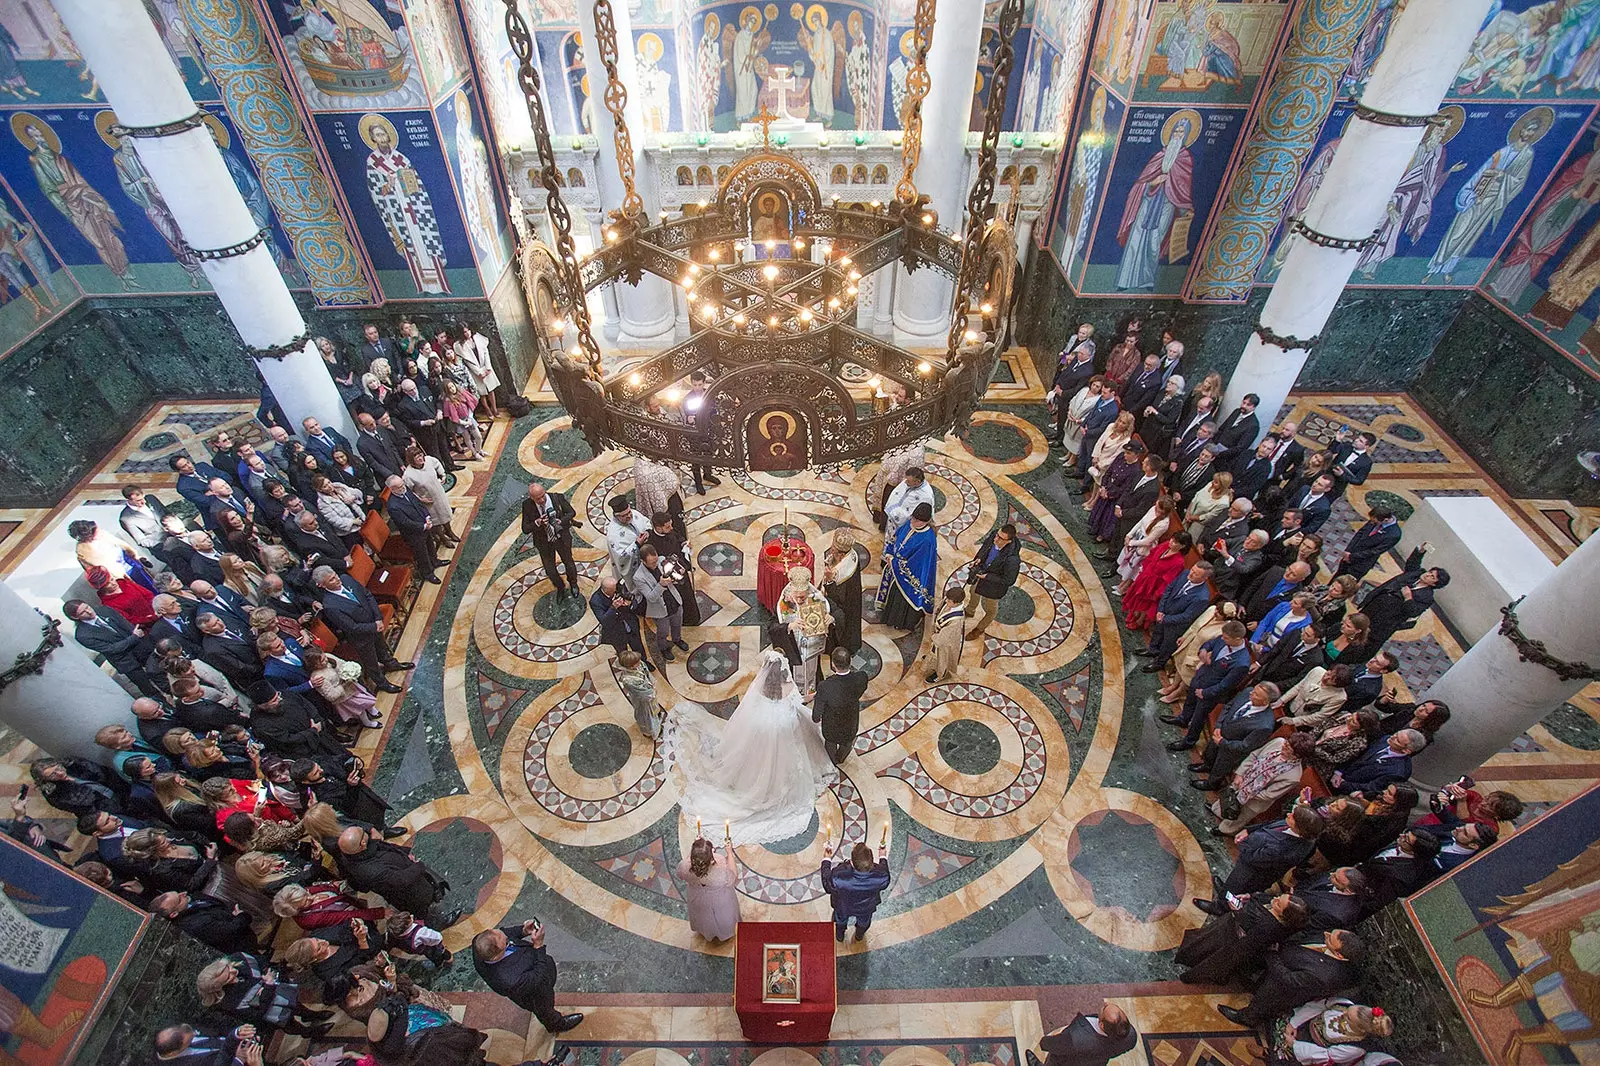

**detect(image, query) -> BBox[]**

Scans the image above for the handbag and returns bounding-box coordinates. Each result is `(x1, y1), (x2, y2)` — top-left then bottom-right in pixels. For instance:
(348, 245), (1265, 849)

(1219, 788), (1242, 821)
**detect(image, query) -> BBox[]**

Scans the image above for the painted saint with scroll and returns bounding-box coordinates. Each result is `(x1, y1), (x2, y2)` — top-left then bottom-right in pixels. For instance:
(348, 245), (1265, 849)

(1115, 109), (1197, 292)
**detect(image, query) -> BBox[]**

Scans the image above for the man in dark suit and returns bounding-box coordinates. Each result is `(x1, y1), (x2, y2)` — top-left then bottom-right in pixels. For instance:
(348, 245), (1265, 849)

(196, 613), (264, 687)
(1118, 352), (1165, 422)
(1341, 651), (1398, 712)
(812, 648), (868, 764)
(1360, 544), (1449, 648)
(590, 576), (647, 661)
(1357, 830), (1441, 917)
(521, 483), (581, 597)
(202, 479), (253, 534)
(1435, 821), (1497, 871)
(255, 631), (318, 698)
(1137, 561), (1214, 672)
(1026, 1001), (1138, 1066)
(1170, 399), (1217, 461)
(1200, 498), (1252, 558)
(1283, 474), (1335, 534)
(313, 565), (412, 693)
(1213, 393), (1261, 467)
(1220, 930), (1366, 1027)
(360, 323), (397, 369)
(1330, 729), (1425, 797)
(472, 920), (584, 1034)
(1199, 805), (1324, 910)
(967, 523), (1024, 636)
(1046, 348), (1096, 445)
(1261, 509), (1307, 567)
(288, 512), (351, 573)
(1190, 681), (1279, 787)
(1264, 421), (1305, 486)
(299, 416), (352, 467)
(67, 599), (160, 697)
(336, 825), (460, 928)
(149, 595), (205, 657)
(1293, 867), (1367, 933)
(180, 534), (228, 587)
(1230, 437), (1280, 501)
(1240, 561), (1313, 625)
(1334, 506), (1402, 581)
(385, 475), (441, 583)
(152, 891), (260, 954)
(168, 454), (233, 511)
(1214, 530), (1268, 601)
(1168, 423), (1217, 482)
(393, 378), (457, 472)
(355, 412), (407, 482)
(1162, 621), (1250, 749)
(189, 581), (251, 632)
(1330, 430), (1376, 496)
(1073, 390), (1122, 489)
(79, 810), (151, 880)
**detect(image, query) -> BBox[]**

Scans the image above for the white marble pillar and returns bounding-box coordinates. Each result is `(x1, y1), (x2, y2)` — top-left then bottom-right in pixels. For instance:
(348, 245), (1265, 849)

(1222, 0), (1492, 436)
(0, 584), (136, 763)
(585, 209), (624, 343)
(50, 0), (353, 438)
(892, 0), (984, 347)
(874, 261), (898, 337)
(1414, 533), (1600, 786)
(579, 0), (675, 347)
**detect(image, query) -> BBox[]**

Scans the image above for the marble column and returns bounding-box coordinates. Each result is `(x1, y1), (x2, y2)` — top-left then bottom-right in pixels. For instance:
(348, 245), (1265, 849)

(54, 0), (355, 438)
(1191, 0), (1379, 300)
(0, 584), (135, 764)
(874, 261), (897, 337)
(892, 0), (983, 347)
(1414, 533), (1600, 786)
(579, 0), (676, 347)
(1221, 0), (1492, 434)
(175, 0), (375, 306)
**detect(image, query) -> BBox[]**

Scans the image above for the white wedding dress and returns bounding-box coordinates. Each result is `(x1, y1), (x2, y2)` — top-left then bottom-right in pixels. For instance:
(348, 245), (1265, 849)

(660, 649), (837, 844)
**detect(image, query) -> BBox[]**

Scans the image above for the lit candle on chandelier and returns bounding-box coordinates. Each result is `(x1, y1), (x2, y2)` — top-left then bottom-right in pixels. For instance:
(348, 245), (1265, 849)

(725, 819), (731, 843)
(696, 816), (703, 838)
(880, 822), (889, 847)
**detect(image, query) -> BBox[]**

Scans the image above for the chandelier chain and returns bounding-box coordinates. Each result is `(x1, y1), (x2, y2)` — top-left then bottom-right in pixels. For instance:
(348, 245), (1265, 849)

(893, 0), (936, 206)
(592, 0), (645, 219)
(947, 0), (1024, 362)
(502, 0), (601, 370)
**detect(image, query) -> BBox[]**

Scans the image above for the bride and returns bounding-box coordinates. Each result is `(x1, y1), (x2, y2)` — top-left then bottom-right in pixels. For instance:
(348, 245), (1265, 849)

(660, 648), (837, 844)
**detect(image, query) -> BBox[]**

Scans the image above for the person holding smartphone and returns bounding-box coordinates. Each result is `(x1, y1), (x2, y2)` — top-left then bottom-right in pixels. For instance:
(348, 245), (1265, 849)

(471, 918), (584, 1035)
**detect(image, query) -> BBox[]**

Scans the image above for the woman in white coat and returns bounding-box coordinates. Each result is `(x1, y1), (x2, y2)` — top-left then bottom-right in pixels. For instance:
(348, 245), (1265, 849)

(453, 322), (499, 419)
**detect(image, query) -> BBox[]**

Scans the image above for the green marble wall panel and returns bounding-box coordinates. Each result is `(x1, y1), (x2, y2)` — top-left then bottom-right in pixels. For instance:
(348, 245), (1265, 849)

(489, 259), (537, 389)
(1019, 252), (1470, 397)
(1412, 294), (1600, 503)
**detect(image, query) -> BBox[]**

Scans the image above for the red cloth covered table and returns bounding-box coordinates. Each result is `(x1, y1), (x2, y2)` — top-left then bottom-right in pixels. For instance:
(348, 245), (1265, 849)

(733, 920), (836, 1043)
(755, 538), (814, 612)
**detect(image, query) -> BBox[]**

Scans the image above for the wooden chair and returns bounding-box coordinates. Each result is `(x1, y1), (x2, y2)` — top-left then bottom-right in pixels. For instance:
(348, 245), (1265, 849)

(349, 544), (412, 607)
(360, 509), (413, 565)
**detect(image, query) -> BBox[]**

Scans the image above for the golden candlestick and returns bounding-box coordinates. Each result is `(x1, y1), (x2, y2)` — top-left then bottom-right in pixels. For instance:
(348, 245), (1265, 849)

(880, 823), (889, 847)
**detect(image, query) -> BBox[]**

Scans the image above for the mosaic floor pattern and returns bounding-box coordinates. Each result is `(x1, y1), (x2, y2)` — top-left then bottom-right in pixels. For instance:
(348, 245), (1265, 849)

(1, 379), (1598, 1065)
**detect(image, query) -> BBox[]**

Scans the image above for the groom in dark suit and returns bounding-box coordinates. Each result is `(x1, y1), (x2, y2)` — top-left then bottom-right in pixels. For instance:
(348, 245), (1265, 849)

(812, 648), (868, 765)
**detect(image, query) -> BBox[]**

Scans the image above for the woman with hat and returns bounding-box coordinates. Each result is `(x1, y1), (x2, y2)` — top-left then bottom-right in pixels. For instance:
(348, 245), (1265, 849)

(821, 529), (863, 655)
(878, 502), (938, 631)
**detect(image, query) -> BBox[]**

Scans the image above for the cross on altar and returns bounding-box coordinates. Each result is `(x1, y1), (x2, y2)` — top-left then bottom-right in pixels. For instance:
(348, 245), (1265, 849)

(754, 105), (776, 149)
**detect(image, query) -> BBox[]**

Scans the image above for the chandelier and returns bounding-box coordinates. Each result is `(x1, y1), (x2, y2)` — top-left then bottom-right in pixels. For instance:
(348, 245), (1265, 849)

(506, 0), (1025, 472)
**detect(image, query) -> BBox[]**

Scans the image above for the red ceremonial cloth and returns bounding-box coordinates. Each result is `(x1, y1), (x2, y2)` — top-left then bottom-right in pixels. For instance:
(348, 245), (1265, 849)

(733, 920), (836, 1043)
(755, 540), (814, 612)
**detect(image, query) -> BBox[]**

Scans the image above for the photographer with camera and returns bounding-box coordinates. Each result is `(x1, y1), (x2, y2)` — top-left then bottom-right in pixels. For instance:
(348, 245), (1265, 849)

(521, 484), (581, 598)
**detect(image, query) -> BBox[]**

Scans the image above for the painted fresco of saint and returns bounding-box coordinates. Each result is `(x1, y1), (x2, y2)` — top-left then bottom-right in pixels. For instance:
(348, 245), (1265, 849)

(12, 113), (135, 289)
(1490, 129), (1600, 304)
(0, 195), (58, 317)
(797, 5), (844, 125)
(97, 113), (204, 288)
(1065, 86), (1111, 268)
(845, 12), (871, 130)
(1424, 106), (1553, 284)
(636, 32), (672, 134)
(696, 14), (723, 129)
(1115, 109), (1197, 291)
(359, 112), (449, 294)
(452, 91), (502, 278)
(1357, 106), (1466, 279)
(1154, 0), (1212, 91)
(726, 8), (770, 123)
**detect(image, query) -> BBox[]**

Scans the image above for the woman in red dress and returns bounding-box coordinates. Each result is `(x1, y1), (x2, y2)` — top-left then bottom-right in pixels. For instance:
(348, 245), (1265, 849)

(87, 566), (156, 626)
(1121, 530), (1194, 632)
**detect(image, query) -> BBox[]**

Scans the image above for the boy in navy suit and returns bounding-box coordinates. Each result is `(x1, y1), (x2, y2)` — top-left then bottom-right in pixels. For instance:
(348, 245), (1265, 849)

(821, 841), (890, 943)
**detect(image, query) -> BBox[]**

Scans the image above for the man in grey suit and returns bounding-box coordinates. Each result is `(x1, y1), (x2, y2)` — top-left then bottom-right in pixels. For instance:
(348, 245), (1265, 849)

(119, 487), (178, 560)
(811, 648), (868, 764)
